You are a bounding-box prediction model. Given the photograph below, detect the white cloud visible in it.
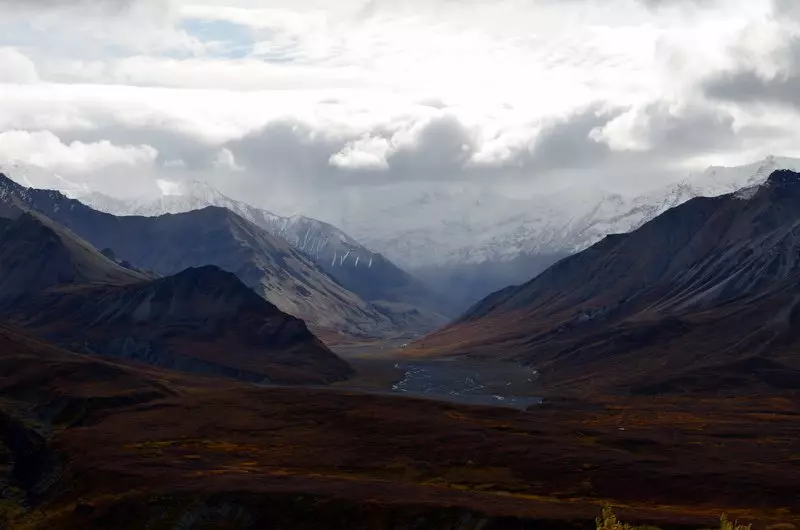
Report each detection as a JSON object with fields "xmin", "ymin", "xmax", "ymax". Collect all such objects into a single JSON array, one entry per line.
[
  {"xmin": 1, "ymin": 0, "xmax": 799, "ymax": 210},
  {"xmin": 330, "ymin": 137, "xmax": 390, "ymax": 170},
  {"xmin": 0, "ymin": 130, "xmax": 157, "ymax": 174}
]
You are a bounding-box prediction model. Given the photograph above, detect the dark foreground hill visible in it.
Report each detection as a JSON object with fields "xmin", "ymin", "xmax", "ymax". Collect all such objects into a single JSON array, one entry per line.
[
  {"xmin": 0, "ymin": 209, "xmax": 351, "ymax": 384},
  {"xmin": 412, "ymin": 170, "xmax": 800, "ymax": 395}
]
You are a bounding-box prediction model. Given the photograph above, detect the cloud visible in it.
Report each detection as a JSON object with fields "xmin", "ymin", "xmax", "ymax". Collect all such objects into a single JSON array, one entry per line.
[
  {"xmin": 212, "ymin": 148, "xmax": 243, "ymax": 172},
  {"xmin": 703, "ymin": 37, "xmax": 800, "ymax": 109},
  {"xmin": 1, "ymin": 0, "xmax": 798, "ymax": 212},
  {"xmin": 0, "ymin": 48, "xmax": 39, "ymax": 83},
  {"xmin": 596, "ymin": 102, "xmax": 739, "ymax": 154},
  {"xmin": 0, "ymin": 0, "xmax": 158, "ymax": 13},
  {"xmin": 0, "ymin": 130, "xmax": 157, "ymax": 174}
]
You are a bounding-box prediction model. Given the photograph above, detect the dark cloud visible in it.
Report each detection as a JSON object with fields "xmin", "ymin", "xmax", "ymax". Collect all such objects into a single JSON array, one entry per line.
[
  {"xmin": 636, "ymin": 102, "xmax": 738, "ymax": 154},
  {"xmin": 386, "ymin": 116, "xmax": 476, "ymax": 176},
  {"xmin": 519, "ymin": 107, "xmax": 618, "ymax": 173},
  {"xmin": 27, "ymin": 99, "xmax": 752, "ymax": 203},
  {"xmin": 773, "ymin": 0, "xmax": 800, "ymax": 19},
  {"xmin": 703, "ymin": 38, "xmax": 800, "ymax": 110}
]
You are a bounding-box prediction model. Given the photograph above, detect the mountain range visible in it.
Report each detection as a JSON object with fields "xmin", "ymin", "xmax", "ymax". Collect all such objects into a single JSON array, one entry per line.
[
  {"xmin": 0, "ymin": 174, "xmax": 446, "ymax": 338},
  {"xmin": 66, "ymin": 156, "xmax": 800, "ymax": 312},
  {"xmin": 284, "ymin": 156, "xmax": 800, "ymax": 308},
  {"xmin": 73, "ymin": 182, "xmax": 450, "ymax": 318},
  {"xmin": 2, "ymin": 160, "xmax": 800, "ymax": 527},
  {"xmin": 413, "ymin": 169, "xmax": 800, "ymax": 395},
  {"xmin": 315, "ymin": 155, "xmax": 800, "ymax": 268},
  {"xmin": 0, "ymin": 206, "xmax": 351, "ymax": 384}
]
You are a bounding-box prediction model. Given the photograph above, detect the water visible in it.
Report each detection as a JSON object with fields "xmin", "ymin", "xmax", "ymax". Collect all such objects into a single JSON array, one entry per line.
[{"xmin": 390, "ymin": 360, "xmax": 541, "ymax": 410}]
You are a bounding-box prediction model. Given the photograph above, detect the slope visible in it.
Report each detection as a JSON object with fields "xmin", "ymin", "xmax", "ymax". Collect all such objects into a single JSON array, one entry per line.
[
  {"xmin": 413, "ymin": 170, "xmax": 800, "ymax": 394},
  {"xmin": 0, "ymin": 197, "xmax": 351, "ymax": 384},
  {"xmin": 0, "ymin": 173, "xmax": 428, "ymax": 337},
  {"xmin": 0, "ymin": 211, "xmax": 148, "ymax": 299},
  {"xmin": 75, "ymin": 183, "xmax": 450, "ymax": 319},
  {"xmin": 1, "ymin": 265, "xmax": 352, "ymax": 384},
  {"xmin": 0, "ymin": 324, "xmax": 797, "ymax": 529}
]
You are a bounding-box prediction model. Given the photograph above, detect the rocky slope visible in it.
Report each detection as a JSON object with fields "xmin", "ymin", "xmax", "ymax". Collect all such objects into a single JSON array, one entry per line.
[
  {"xmin": 75, "ymin": 182, "xmax": 449, "ymax": 318},
  {"xmin": 413, "ymin": 169, "xmax": 800, "ymax": 394},
  {"xmin": 0, "ymin": 173, "xmax": 439, "ymax": 337}
]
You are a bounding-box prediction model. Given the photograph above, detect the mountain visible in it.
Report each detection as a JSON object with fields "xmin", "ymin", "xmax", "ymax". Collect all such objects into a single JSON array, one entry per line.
[
  {"xmin": 286, "ymin": 156, "xmax": 800, "ymax": 311},
  {"xmin": 1, "ymin": 266, "xmax": 352, "ymax": 384},
  {"xmin": 0, "ymin": 211, "xmax": 148, "ymax": 299},
  {"xmin": 73, "ymin": 181, "xmax": 449, "ymax": 318},
  {"xmin": 0, "ymin": 173, "xmax": 438, "ymax": 338},
  {"xmin": 0, "ymin": 207, "xmax": 350, "ymax": 383},
  {"xmin": 413, "ymin": 169, "xmax": 800, "ymax": 395},
  {"xmin": 312, "ymin": 156, "xmax": 800, "ymax": 270}
]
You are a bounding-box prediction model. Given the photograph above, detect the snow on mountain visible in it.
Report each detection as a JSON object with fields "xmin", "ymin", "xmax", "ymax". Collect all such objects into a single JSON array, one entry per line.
[
  {"xmin": 0, "ymin": 162, "xmax": 90, "ymax": 197},
  {"xmin": 73, "ymin": 180, "xmax": 378, "ymax": 271},
  {"xmin": 18, "ymin": 155, "xmax": 800, "ymax": 278},
  {"xmin": 306, "ymin": 155, "xmax": 800, "ymax": 270},
  {"xmin": 71, "ymin": 181, "xmax": 449, "ymax": 319}
]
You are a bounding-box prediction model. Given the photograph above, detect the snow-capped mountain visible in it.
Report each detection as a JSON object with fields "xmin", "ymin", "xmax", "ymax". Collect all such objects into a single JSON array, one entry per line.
[
  {"xmin": 308, "ymin": 155, "xmax": 800, "ymax": 270},
  {"xmin": 0, "ymin": 162, "xmax": 90, "ymax": 196},
  {"xmin": 72, "ymin": 181, "xmax": 449, "ymax": 318},
  {"xmin": 75, "ymin": 180, "xmax": 375, "ymax": 267}
]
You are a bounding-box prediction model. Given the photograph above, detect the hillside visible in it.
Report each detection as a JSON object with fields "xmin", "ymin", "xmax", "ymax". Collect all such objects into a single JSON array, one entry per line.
[
  {"xmin": 412, "ymin": 170, "xmax": 800, "ymax": 394},
  {"xmin": 1, "ymin": 266, "xmax": 351, "ymax": 384},
  {"xmin": 0, "ymin": 212, "xmax": 147, "ymax": 299},
  {"xmin": 75, "ymin": 182, "xmax": 450, "ymax": 318},
  {"xmin": 0, "ymin": 323, "xmax": 797, "ymax": 529},
  {"xmin": 0, "ymin": 173, "xmax": 441, "ymax": 338},
  {"xmin": 0, "ymin": 202, "xmax": 351, "ymax": 384}
]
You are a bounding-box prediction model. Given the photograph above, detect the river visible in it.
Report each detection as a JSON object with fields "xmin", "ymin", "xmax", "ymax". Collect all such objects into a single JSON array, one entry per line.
[{"xmin": 388, "ymin": 359, "xmax": 541, "ymax": 410}]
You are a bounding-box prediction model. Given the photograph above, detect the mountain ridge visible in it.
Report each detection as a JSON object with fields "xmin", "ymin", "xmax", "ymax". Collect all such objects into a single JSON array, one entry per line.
[
  {"xmin": 0, "ymin": 204, "xmax": 351, "ymax": 384},
  {"xmin": 73, "ymin": 181, "xmax": 450, "ymax": 318},
  {"xmin": 0, "ymin": 173, "xmax": 439, "ymax": 338},
  {"xmin": 411, "ymin": 169, "xmax": 800, "ymax": 394}
]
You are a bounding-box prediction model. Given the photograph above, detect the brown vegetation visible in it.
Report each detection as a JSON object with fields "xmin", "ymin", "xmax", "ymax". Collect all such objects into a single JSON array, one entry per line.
[{"xmin": 0, "ymin": 324, "xmax": 797, "ymax": 529}]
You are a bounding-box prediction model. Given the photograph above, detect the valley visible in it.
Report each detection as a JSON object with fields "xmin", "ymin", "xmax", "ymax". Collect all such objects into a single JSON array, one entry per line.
[
  {"xmin": 0, "ymin": 326, "xmax": 796, "ymax": 529},
  {"xmin": 0, "ymin": 165, "xmax": 800, "ymax": 529},
  {"xmin": 327, "ymin": 354, "xmax": 542, "ymax": 410}
]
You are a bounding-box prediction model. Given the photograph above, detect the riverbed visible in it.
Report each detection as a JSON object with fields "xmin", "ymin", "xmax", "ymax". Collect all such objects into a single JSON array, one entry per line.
[{"xmin": 388, "ymin": 359, "xmax": 541, "ymax": 410}]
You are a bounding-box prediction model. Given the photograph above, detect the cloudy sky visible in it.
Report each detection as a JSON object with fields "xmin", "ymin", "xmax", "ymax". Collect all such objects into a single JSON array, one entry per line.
[{"xmin": 0, "ymin": 0, "xmax": 798, "ymax": 212}]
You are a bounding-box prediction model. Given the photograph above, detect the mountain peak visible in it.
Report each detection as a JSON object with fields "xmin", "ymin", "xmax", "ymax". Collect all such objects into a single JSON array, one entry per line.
[{"xmin": 766, "ymin": 168, "xmax": 800, "ymax": 188}]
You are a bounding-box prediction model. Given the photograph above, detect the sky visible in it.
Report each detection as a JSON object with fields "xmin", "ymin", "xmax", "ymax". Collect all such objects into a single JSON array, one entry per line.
[{"xmin": 0, "ymin": 0, "xmax": 799, "ymax": 212}]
